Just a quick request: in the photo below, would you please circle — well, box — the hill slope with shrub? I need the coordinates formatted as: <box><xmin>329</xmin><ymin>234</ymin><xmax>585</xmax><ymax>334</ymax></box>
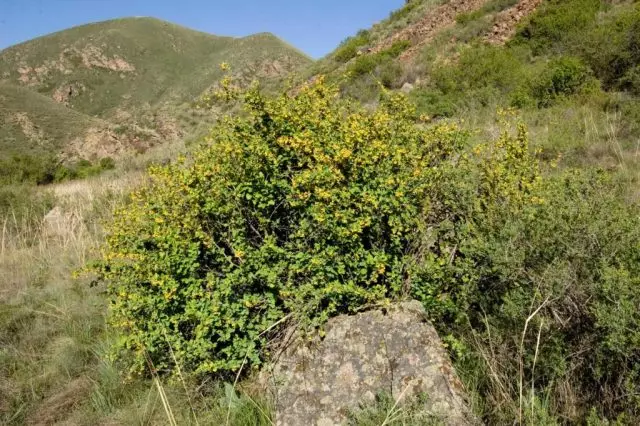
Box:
<box><xmin>300</xmin><ymin>0</ymin><xmax>640</xmax><ymax>422</ymax></box>
<box><xmin>2</xmin><ymin>1</ymin><xmax>640</xmax><ymax>425</ymax></box>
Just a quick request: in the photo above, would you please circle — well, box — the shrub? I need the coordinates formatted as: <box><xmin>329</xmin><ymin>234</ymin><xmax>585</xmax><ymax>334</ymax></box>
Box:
<box><xmin>334</xmin><ymin>30</ymin><xmax>371</xmax><ymax>63</ymax></box>
<box><xmin>621</xmin><ymin>65</ymin><xmax>640</xmax><ymax>95</ymax></box>
<box><xmin>384</xmin><ymin>40</ymin><xmax>411</xmax><ymax>58</ymax></box>
<box><xmin>514</xmin><ymin>0</ymin><xmax>601</xmax><ymax>54</ymax></box>
<box><xmin>344</xmin><ymin>41</ymin><xmax>412</xmax><ymax>93</ymax></box>
<box><xmin>531</xmin><ymin>56</ymin><xmax>593</xmax><ymax>107</ymax></box>
<box><xmin>378</xmin><ymin>60</ymin><xmax>404</xmax><ymax>89</ymax></box>
<box><xmin>347</xmin><ymin>41</ymin><xmax>411</xmax><ymax>79</ymax></box>
<box><xmin>581</xmin><ymin>4</ymin><xmax>640</xmax><ymax>93</ymax></box>
<box><xmin>52</xmin><ymin>157</ymin><xmax>116</xmax><ymax>182</ymax></box>
<box><xmin>452</xmin><ymin>169</ymin><xmax>640</xmax><ymax>421</ymax></box>
<box><xmin>431</xmin><ymin>45</ymin><xmax>527</xmax><ymax>104</ymax></box>
<box><xmin>94</xmin><ymin>76</ymin><xmax>640</xmax><ymax>422</ymax></box>
<box><xmin>0</xmin><ymin>154</ymin><xmax>58</xmax><ymax>185</ymax></box>
<box><xmin>455</xmin><ymin>10</ymin><xmax>483</xmax><ymax>25</ymax></box>
<box><xmin>94</xmin><ymin>78</ymin><xmax>471</xmax><ymax>377</ymax></box>
<box><xmin>409</xmin><ymin>89</ymin><xmax>457</xmax><ymax>118</ymax></box>
<box><xmin>348</xmin><ymin>54</ymin><xmax>381</xmax><ymax>76</ymax></box>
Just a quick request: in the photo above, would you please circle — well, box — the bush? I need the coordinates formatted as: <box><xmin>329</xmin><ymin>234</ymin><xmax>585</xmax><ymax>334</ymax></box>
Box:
<box><xmin>94</xmin><ymin>78</ymin><xmax>471</xmax><ymax>377</ymax></box>
<box><xmin>0</xmin><ymin>154</ymin><xmax>58</xmax><ymax>185</ymax></box>
<box><xmin>514</xmin><ymin>0</ymin><xmax>601</xmax><ymax>54</ymax></box>
<box><xmin>53</xmin><ymin>157</ymin><xmax>116</xmax><ymax>182</ymax></box>
<box><xmin>581</xmin><ymin>4</ymin><xmax>640</xmax><ymax>93</ymax></box>
<box><xmin>430</xmin><ymin>44</ymin><xmax>527</xmax><ymax>108</ymax></box>
<box><xmin>344</xmin><ymin>41</ymin><xmax>412</xmax><ymax>93</ymax></box>
<box><xmin>378</xmin><ymin>61</ymin><xmax>404</xmax><ymax>89</ymax></box>
<box><xmin>384</xmin><ymin>40</ymin><xmax>411</xmax><ymax>58</ymax></box>
<box><xmin>347</xmin><ymin>41</ymin><xmax>411</xmax><ymax>79</ymax></box>
<box><xmin>451</xmin><ymin>169</ymin><xmax>640</xmax><ymax>422</ymax></box>
<box><xmin>333</xmin><ymin>30</ymin><xmax>370</xmax><ymax>63</ymax></box>
<box><xmin>95</xmin><ymin>77</ymin><xmax>640</xmax><ymax>422</ymax></box>
<box><xmin>409</xmin><ymin>89</ymin><xmax>457</xmax><ymax>118</ymax></box>
<box><xmin>531</xmin><ymin>56</ymin><xmax>593</xmax><ymax>107</ymax></box>
<box><xmin>348</xmin><ymin>54</ymin><xmax>381</xmax><ymax>76</ymax></box>
<box><xmin>0</xmin><ymin>153</ymin><xmax>116</xmax><ymax>185</ymax></box>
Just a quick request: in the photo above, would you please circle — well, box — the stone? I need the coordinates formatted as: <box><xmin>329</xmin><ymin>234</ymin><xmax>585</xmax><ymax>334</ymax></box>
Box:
<box><xmin>261</xmin><ymin>301</ymin><xmax>476</xmax><ymax>426</ymax></box>
<box><xmin>401</xmin><ymin>82</ymin><xmax>415</xmax><ymax>93</ymax></box>
<box><xmin>43</xmin><ymin>206</ymin><xmax>65</xmax><ymax>237</ymax></box>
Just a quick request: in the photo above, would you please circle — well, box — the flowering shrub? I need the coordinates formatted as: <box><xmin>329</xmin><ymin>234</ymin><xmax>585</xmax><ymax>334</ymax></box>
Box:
<box><xmin>94</xmin><ymin>77</ymin><xmax>546</xmax><ymax>378</ymax></box>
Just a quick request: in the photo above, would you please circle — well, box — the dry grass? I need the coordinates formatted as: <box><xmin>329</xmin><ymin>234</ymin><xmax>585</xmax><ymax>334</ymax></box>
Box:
<box><xmin>0</xmin><ymin>173</ymin><xmax>131</xmax><ymax>424</ymax></box>
<box><xmin>0</xmin><ymin>171</ymin><xmax>274</xmax><ymax>425</ymax></box>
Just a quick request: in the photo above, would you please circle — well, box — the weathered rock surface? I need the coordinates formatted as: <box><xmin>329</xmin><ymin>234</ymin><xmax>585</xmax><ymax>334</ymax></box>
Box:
<box><xmin>261</xmin><ymin>301</ymin><xmax>476</xmax><ymax>426</ymax></box>
<box><xmin>401</xmin><ymin>82</ymin><xmax>415</xmax><ymax>93</ymax></box>
<box><xmin>485</xmin><ymin>0</ymin><xmax>544</xmax><ymax>45</ymax></box>
<box><xmin>371</xmin><ymin>0</ymin><xmax>490</xmax><ymax>62</ymax></box>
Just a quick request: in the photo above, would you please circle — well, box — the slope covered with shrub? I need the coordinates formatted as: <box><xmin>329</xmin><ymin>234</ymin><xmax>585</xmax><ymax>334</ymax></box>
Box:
<box><xmin>92</xmin><ymin>72</ymin><xmax>640</xmax><ymax>423</ymax></box>
<box><xmin>2</xmin><ymin>1</ymin><xmax>640</xmax><ymax>424</ymax></box>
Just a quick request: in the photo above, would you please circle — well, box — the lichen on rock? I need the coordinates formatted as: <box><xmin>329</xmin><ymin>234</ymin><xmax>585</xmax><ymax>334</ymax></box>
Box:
<box><xmin>260</xmin><ymin>301</ymin><xmax>477</xmax><ymax>426</ymax></box>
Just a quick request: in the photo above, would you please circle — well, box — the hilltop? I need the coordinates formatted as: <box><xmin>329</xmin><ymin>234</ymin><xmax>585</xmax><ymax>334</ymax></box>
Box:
<box><xmin>0</xmin><ymin>17</ymin><xmax>312</xmax><ymax>182</ymax></box>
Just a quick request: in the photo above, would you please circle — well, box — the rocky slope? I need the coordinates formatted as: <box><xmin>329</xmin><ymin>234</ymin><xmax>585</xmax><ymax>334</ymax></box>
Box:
<box><xmin>0</xmin><ymin>18</ymin><xmax>312</xmax><ymax>166</ymax></box>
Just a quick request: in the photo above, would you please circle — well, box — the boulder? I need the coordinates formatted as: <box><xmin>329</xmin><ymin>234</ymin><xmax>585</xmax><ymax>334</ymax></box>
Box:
<box><xmin>43</xmin><ymin>206</ymin><xmax>66</xmax><ymax>237</ymax></box>
<box><xmin>261</xmin><ymin>301</ymin><xmax>476</xmax><ymax>425</ymax></box>
<box><xmin>401</xmin><ymin>82</ymin><xmax>415</xmax><ymax>93</ymax></box>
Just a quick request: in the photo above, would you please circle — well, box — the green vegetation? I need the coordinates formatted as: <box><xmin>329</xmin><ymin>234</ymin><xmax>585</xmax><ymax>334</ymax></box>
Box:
<box><xmin>2</xmin><ymin>0</ymin><xmax>640</xmax><ymax>424</ymax></box>
<box><xmin>334</xmin><ymin>30</ymin><xmax>371</xmax><ymax>63</ymax></box>
<box><xmin>0</xmin><ymin>81</ymin><xmax>105</xmax><ymax>182</ymax></box>
<box><xmin>388</xmin><ymin>0</ymin><xmax>423</xmax><ymax>24</ymax></box>
<box><xmin>0</xmin><ymin>154</ymin><xmax>116</xmax><ymax>186</ymax></box>
<box><xmin>302</xmin><ymin>0</ymin><xmax>444</xmax><ymax>81</ymax></box>
<box><xmin>0</xmin><ymin>176</ymin><xmax>274</xmax><ymax>425</ymax></box>
<box><xmin>452</xmin><ymin>167</ymin><xmax>640</xmax><ymax>423</ymax></box>
<box><xmin>95</xmin><ymin>74</ymin><xmax>640</xmax><ymax>422</ymax></box>
<box><xmin>345</xmin><ymin>40</ymin><xmax>410</xmax><ymax>91</ymax></box>
<box><xmin>514</xmin><ymin>0</ymin><xmax>602</xmax><ymax>55</ymax></box>
<box><xmin>347</xmin><ymin>392</ymin><xmax>443</xmax><ymax>425</ymax></box>
<box><xmin>413</xmin><ymin>0</ymin><xmax>640</xmax><ymax>115</ymax></box>
<box><xmin>94</xmin><ymin>79</ymin><xmax>468</xmax><ymax>376</ymax></box>
<box><xmin>0</xmin><ymin>18</ymin><xmax>311</xmax><ymax>118</ymax></box>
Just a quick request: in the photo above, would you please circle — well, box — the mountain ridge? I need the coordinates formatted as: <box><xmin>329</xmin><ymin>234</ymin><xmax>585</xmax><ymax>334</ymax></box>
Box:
<box><xmin>0</xmin><ymin>17</ymin><xmax>312</xmax><ymax>179</ymax></box>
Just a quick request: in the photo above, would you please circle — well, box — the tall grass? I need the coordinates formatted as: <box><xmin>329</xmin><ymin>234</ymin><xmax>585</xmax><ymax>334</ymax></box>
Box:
<box><xmin>0</xmin><ymin>172</ymin><xmax>274</xmax><ymax>424</ymax></box>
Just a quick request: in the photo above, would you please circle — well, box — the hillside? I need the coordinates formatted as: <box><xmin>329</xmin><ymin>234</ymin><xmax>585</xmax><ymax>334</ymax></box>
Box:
<box><xmin>0</xmin><ymin>17</ymin><xmax>312</xmax><ymax>180</ymax></box>
<box><xmin>0</xmin><ymin>80</ymin><xmax>104</xmax><ymax>157</ymax></box>
<box><xmin>2</xmin><ymin>2</ymin><xmax>640</xmax><ymax>425</ymax></box>
<box><xmin>309</xmin><ymin>0</ymin><xmax>640</xmax><ymax>168</ymax></box>
<box><xmin>299</xmin><ymin>0</ymin><xmax>640</xmax><ymax>422</ymax></box>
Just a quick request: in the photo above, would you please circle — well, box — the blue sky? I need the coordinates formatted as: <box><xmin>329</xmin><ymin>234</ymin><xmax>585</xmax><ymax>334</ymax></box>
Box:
<box><xmin>0</xmin><ymin>0</ymin><xmax>405</xmax><ymax>58</ymax></box>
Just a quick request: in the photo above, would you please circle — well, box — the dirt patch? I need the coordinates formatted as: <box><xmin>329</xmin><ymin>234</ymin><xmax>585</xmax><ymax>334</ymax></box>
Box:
<box><xmin>25</xmin><ymin>377</ymin><xmax>92</xmax><ymax>426</ymax></box>
<box><xmin>18</xmin><ymin>66</ymin><xmax>36</xmax><ymax>84</ymax></box>
<box><xmin>65</xmin><ymin>123</ymin><xmax>160</xmax><ymax>161</ymax></box>
<box><xmin>485</xmin><ymin>0</ymin><xmax>543</xmax><ymax>44</ymax></box>
<box><xmin>371</xmin><ymin>0</ymin><xmax>490</xmax><ymax>62</ymax></box>
<box><xmin>66</xmin><ymin>127</ymin><xmax>127</xmax><ymax>160</ymax></box>
<box><xmin>52</xmin><ymin>82</ymin><xmax>86</xmax><ymax>105</ymax></box>
<box><xmin>152</xmin><ymin>112</ymin><xmax>183</xmax><ymax>140</ymax></box>
<box><xmin>15</xmin><ymin>44</ymin><xmax>135</xmax><ymax>88</ymax></box>
<box><xmin>11</xmin><ymin>112</ymin><xmax>44</xmax><ymax>143</ymax></box>
<box><xmin>78</xmin><ymin>45</ymin><xmax>136</xmax><ymax>72</ymax></box>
